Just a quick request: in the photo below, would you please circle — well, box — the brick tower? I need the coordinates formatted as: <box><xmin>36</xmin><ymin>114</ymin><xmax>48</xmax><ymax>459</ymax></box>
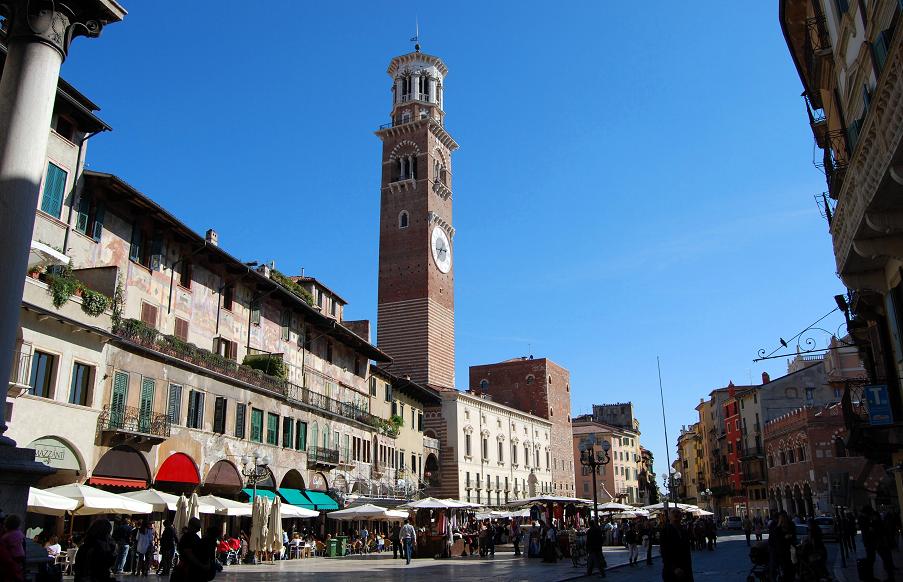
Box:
<box><xmin>375</xmin><ymin>46</ymin><xmax>458</xmax><ymax>389</ymax></box>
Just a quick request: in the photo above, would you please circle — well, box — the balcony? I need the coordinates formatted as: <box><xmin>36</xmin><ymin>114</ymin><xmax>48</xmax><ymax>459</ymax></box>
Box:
<box><xmin>8</xmin><ymin>352</ymin><xmax>31</xmax><ymax>397</ymax></box>
<box><xmin>423</xmin><ymin>436</ymin><xmax>440</xmax><ymax>450</ymax></box>
<box><xmin>804</xmin><ymin>15</ymin><xmax>833</xmax><ymax>90</ymax></box>
<box><xmin>113</xmin><ymin>318</ymin><xmax>384</xmax><ymax>432</ymax></box>
<box><xmin>307</xmin><ymin>446</ymin><xmax>339</xmax><ymax>469</ymax></box>
<box><xmin>97</xmin><ymin>404</ymin><xmax>170</xmax><ymax>445</ymax></box>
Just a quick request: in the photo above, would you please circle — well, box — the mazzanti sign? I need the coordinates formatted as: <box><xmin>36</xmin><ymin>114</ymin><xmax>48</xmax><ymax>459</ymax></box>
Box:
<box><xmin>27</xmin><ymin>437</ymin><xmax>81</xmax><ymax>471</ymax></box>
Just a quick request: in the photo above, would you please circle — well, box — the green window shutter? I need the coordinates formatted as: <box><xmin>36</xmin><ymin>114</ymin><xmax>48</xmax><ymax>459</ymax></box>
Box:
<box><xmin>310</xmin><ymin>423</ymin><xmax>318</xmax><ymax>450</ymax></box>
<box><xmin>296</xmin><ymin>420</ymin><xmax>307</xmax><ymax>451</ymax></box>
<box><xmin>75</xmin><ymin>194</ymin><xmax>90</xmax><ymax>233</ymax></box>
<box><xmin>167</xmin><ymin>384</ymin><xmax>182</xmax><ymax>425</ymax></box>
<box><xmin>251</xmin><ymin>409</ymin><xmax>263</xmax><ymax>443</ymax></box>
<box><xmin>139</xmin><ymin>377</ymin><xmax>155</xmax><ymax>432</ymax></box>
<box><xmin>111</xmin><ymin>371</ymin><xmax>129</xmax><ymax>428</ymax></box>
<box><xmin>40</xmin><ymin>163</ymin><xmax>67</xmax><ymax>218</ymax></box>
<box><xmin>235</xmin><ymin>404</ymin><xmax>246</xmax><ymax>439</ymax></box>
<box><xmin>283</xmin><ymin>419</ymin><xmax>293</xmax><ymax>448</ymax></box>
<box><xmin>267</xmin><ymin>413</ymin><xmax>279</xmax><ymax>445</ymax></box>
<box><xmin>92</xmin><ymin>203</ymin><xmax>105</xmax><ymax>241</ymax></box>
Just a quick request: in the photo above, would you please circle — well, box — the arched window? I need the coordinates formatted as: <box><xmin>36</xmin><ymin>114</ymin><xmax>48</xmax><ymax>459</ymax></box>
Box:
<box><xmin>479</xmin><ymin>379</ymin><xmax>489</xmax><ymax>390</ymax></box>
<box><xmin>322</xmin><ymin>424</ymin><xmax>330</xmax><ymax>449</ymax></box>
<box><xmin>526</xmin><ymin>375</ymin><xmax>534</xmax><ymax>385</ymax></box>
<box><xmin>398</xmin><ymin>211</ymin><xmax>409</xmax><ymax>229</ymax></box>
<box><xmin>310</xmin><ymin>423</ymin><xmax>318</xmax><ymax>449</ymax></box>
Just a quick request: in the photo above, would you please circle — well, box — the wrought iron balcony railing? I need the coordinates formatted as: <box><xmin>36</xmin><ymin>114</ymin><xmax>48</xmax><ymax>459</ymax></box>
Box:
<box><xmin>307</xmin><ymin>446</ymin><xmax>339</xmax><ymax>466</ymax></box>
<box><xmin>98</xmin><ymin>404</ymin><xmax>171</xmax><ymax>438</ymax></box>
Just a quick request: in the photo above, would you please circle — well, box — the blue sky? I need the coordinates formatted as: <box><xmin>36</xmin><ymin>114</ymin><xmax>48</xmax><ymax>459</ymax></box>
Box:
<box><xmin>62</xmin><ymin>1</ymin><xmax>846</xmax><ymax>483</ymax></box>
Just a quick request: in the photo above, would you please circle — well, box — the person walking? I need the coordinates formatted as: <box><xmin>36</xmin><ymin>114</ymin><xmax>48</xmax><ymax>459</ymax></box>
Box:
<box><xmin>643</xmin><ymin>520</ymin><xmax>654</xmax><ymax>566</ymax></box>
<box><xmin>158</xmin><ymin>520</ymin><xmax>176</xmax><ymax>576</ymax></box>
<box><xmin>72</xmin><ymin>519</ymin><xmax>118</xmax><ymax>582</ymax></box>
<box><xmin>742</xmin><ymin>516</ymin><xmax>753</xmax><ymax>546</ymax></box>
<box><xmin>586</xmin><ymin>519</ymin><xmax>607</xmax><ymax>577</ymax></box>
<box><xmin>511</xmin><ymin>521</ymin><xmax>521</xmax><ymax>556</ymax></box>
<box><xmin>400</xmin><ymin>519</ymin><xmax>416</xmax><ymax>565</ymax></box>
<box><xmin>0</xmin><ymin>514</ymin><xmax>26</xmax><ymax>582</ymax></box>
<box><xmin>660</xmin><ymin>510</ymin><xmax>693</xmax><ymax>582</ymax></box>
<box><xmin>625</xmin><ymin>523</ymin><xmax>639</xmax><ymax>566</ymax></box>
<box><xmin>488</xmin><ymin>521</ymin><xmax>496</xmax><ymax>557</ymax></box>
<box><xmin>170</xmin><ymin>518</ymin><xmax>207</xmax><ymax>582</ymax></box>
<box><xmin>861</xmin><ymin>505</ymin><xmax>896</xmax><ymax>581</ymax></box>
<box><xmin>134</xmin><ymin>520</ymin><xmax>156</xmax><ymax>576</ymax></box>
<box><xmin>390</xmin><ymin>523</ymin><xmax>401</xmax><ymax>559</ymax></box>
<box><xmin>753</xmin><ymin>516</ymin><xmax>764</xmax><ymax>542</ymax></box>
<box><xmin>541</xmin><ymin>522</ymin><xmax>558</xmax><ymax>563</ymax></box>
<box><xmin>113</xmin><ymin>517</ymin><xmax>133</xmax><ymax>574</ymax></box>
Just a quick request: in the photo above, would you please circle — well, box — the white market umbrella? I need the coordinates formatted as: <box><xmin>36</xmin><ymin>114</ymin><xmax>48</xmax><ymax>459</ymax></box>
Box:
<box><xmin>507</xmin><ymin>494</ymin><xmax>592</xmax><ymax>507</ymax></box>
<box><xmin>197</xmin><ymin>494</ymin><xmax>253</xmax><ymax>517</ymax></box>
<box><xmin>385</xmin><ymin>509</ymin><xmax>409</xmax><ymax>521</ymax></box>
<box><xmin>280</xmin><ymin>503</ymin><xmax>319</xmax><ymax>519</ymax></box>
<box><xmin>401</xmin><ymin>497</ymin><xmax>463</xmax><ymax>509</ymax></box>
<box><xmin>27</xmin><ymin>487</ymin><xmax>78</xmax><ymax>516</ymax></box>
<box><xmin>692</xmin><ymin>509</ymin><xmax>715</xmax><ymax>516</ymax></box>
<box><xmin>173</xmin><ymin>495</ymin><xmax>189</xmax><ymax>532</ymax></box>
<box><xmin>268</xmin><ymin>497</ymin><xmax>283</xmax><ymax>555</ymax></box>
<box><xmin>328</xmin><ymin>503</ymin><xmax>394</xmax><ymax>520</ymax></box>
<box><xmin>122</xmin><ymin>489</ymin><xmax>180</xmax><ymax>512</ymax></box>
<box><xmin>596</xmin><ymin>501</ymin><xmax>634</xmax><ymax>512</ymax></box>
<box><xmin>43</xmin><ymin>484</ymin><xmax>154</xmax><ymax>516</ymax></box>
<box><xmin>641</xmin><ymin>502</ymin><xmax>699</xmax><ymax>513</ymax></box>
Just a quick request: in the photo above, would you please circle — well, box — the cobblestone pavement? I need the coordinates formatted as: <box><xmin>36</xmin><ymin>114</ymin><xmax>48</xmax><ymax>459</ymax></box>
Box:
<box><xmin>202</xmin><ymin>543</ymin><xmax>659</xmax><ymax>582</ymax></box>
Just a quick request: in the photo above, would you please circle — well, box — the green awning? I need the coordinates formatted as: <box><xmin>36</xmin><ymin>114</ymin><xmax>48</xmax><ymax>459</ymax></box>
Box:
<box><xmin>242</xmin><ymin>488</ymin><xmax>277</xmax><ymax>501</ymax></box>
<box><xmin>304</xmin><ymin>490</ymin><xmax>338</xmax><ymax>510</ymax></box>
<box><xmin>277</xmin><ymin>488</ymin><xmax>315</xmax><ymax>510</ymax></box>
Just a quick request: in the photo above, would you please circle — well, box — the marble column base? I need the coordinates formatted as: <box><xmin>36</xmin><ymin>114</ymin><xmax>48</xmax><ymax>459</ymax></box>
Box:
<box><xmin>0</xmin><ymin>445</ymin><xmax>54</xmax><ymax>519</ymax></box>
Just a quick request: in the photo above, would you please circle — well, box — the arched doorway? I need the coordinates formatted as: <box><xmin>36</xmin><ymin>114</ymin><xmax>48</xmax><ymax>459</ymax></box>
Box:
<box><xmin>280</xmin><ymin>469</ymin><xmax>306</xmax><ymax>490</ymax></box>
<box><xmin>203</xmin><ymin>460</ymin><xmax>243</xmax><ymax>495</ymax></box>
<box><xmin>792</xmin><ymin>484</ymin><xmax>804</xmax><ymax>518</ymax></box>
<box><xmin>90</xmin><ymin>445</ymin><xmax>150</xmax><ymax>489</ymax></box>
<box><xmin>803</xmin><ymin>483</ymin><xmax>815</xmax><ymax>517</ymax></box>
<box><xmin>783</xmin><ymin>485</ymin><xmax>793</xmax><ymax>516</ymax></box>
<box><xmin>423</xmin><ymin>453</ymin><xmax>440</xmax><ymax>492</ymax></box>
<box><xmin>310</xmin><ymin>471</ymin><xmax>328</xmax><ymax>492</ymax></box>
<box><xmin>155</xmin><ymin>452</ymin><xmax>200</xmax><ymax>493</ymax></box>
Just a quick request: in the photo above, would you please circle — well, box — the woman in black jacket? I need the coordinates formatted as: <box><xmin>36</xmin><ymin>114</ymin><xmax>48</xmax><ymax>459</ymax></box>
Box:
<box><xmin>73</xmin><ymin>519</ymin><xmax>117</xmax><ymax>582</ymax></box>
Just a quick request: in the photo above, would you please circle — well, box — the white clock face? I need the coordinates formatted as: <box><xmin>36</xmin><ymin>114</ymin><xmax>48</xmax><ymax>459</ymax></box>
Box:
<box><xmin>431</xmin><ymin>227</ymin><xmax>452</xmax><ymax>273</ymax></box>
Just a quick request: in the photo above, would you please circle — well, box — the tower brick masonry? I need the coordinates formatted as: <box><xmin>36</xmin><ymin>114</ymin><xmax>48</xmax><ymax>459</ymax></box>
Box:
<box><xmin>469</xmin><ymin>357</ymin><xmax>576</xmax><ymax>495</ymax></box>
<box><xmin>375</xmin><ymin>48</ymin><xmax>458</xmax><ymax>389</ymax></box>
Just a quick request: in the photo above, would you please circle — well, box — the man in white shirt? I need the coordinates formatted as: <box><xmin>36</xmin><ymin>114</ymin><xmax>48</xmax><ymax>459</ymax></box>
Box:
<box><xmin>400</xmin><ymin>519</ymin><xmax>416</xmax><ymax>565</ymax></box>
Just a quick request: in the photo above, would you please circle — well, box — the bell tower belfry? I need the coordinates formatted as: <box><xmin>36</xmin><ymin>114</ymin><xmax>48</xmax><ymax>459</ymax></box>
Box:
<box><xmin>375</xmin><ymin>47</ymin><xmax>458</xmax><ymax>389</ymax></box>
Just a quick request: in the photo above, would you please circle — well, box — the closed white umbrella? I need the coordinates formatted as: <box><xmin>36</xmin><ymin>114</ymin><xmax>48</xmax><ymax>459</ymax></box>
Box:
<box><xmin>268</xmin><ymin>497</ymin><xmax>283</xmax><ymax>555</ymax></box>
<box><xmin>188</xmin><ymin>492</ymin><xmax>200</xmax><ymax>521</ymax></box>
<box><xmin>27</xmin><ymin>487</ymin><xmax>78</xmax><ymax>516</ymax></box>
<box><xmin>43</xmin><ymin>484</ymin><xmax>153</xmax><ymax>516</ymax></box>
<box><xmin>122</xmin><ymin>489</ymin><xmax>180</xmax><ymax>512</ymax></box>
<box><xmin>173</xmin><ymin>495</ymin><xmax>189</xmax><ymax>532</ymax></box>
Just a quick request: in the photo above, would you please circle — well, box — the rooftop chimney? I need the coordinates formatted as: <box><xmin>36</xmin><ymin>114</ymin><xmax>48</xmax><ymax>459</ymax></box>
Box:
<box><xmin>205</xmin><ymin>229</ymin><xmax>218</xmax><ymax>246</ymax></box>
<box><xmin>762</xmin><ymin>372</ymin><xmax>770</xmax><ymax>384</ymax></box>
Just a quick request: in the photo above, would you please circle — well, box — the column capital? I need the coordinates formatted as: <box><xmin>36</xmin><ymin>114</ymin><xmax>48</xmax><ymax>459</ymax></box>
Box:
<box><xmin>0</xmin><ymin>0</ymin><xmax>126</xmax><ymax>59</ymax></box>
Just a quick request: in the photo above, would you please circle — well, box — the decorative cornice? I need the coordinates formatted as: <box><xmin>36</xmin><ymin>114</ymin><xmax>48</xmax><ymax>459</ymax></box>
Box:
<box><xmin>0</xmin><ymin>0</ymin><xmax>125</xmax><ymax>60</ymax></box>
<box><xmin>432</xmin><ymin>179</ymin><xmax>452</xmax><ymax>201</ymax></box>
<box><xmin>427</xmin><ymin>211</ymin><xmax>455</xmax><ymax>238</ymax></box>
<box><xmin>387</xmin><ymin>51</ymin><xmax>449</xmax><ymax>77</ymax></box>
<box><xmin>386</xmin><ymin>178</ymin><xmax>417</xmax><ymax>194</ymax></box>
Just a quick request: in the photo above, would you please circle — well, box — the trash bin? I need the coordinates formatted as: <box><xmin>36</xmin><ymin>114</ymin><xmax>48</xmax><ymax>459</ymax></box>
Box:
<box><xmin>337</xmin><ymin>535</ymin><xmax>348</xmax><ymax>556</ymax></box>
<box><xmin>327</xmin><ymin>538</ymin><xmax>338</xmax><ymax>557</ymax></box>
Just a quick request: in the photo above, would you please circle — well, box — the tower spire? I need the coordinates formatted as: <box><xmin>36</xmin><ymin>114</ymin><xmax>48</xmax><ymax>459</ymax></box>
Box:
<box><xmin>411</xmin><ymin>18</ymin><xmax>420</xmax><ymax>52</ymax></box>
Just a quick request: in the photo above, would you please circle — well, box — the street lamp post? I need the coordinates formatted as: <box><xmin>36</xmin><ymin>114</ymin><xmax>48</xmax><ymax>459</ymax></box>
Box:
<box><xmin>670</xmin><ymin>471</ymin><xmax>682</xmax><ymax>503</ymax></box>
<box><xmin>700</xmin><ymin>488</ymin><xmax>713</xmax><ymax>511</ymax></box>
<box><xmin>579</xmin><ymin>440</ymin><xmax>611</xmax><ymax>520</ymax></box>
<box><xmin>241</xmin><ymin>452</ymin><xmax>271</xmax><ymax>502</ymax></box>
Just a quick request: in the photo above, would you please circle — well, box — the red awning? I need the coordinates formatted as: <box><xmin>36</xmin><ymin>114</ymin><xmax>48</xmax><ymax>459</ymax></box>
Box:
<box><xmin>155</xmin><ymin>452</ymin><xmax>200</xmax><ymax>485</ymax></box>
<box><xmin>88</xmin><ymin>476</ymin><xmax>146</xmax><ymax>489</ymax></box>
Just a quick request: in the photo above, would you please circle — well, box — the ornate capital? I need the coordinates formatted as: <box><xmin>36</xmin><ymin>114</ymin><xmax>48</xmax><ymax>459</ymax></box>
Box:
<box><xmin>0</xmin><ymin>0</ymin><xmax>125</xmax><ymax>59</ymax></box>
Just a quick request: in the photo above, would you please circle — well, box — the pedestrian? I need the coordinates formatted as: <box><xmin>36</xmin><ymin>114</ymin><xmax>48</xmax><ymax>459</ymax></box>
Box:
<box><xmin>767</xmin><ymin>511</ymin><xmax>794</xmax><ymax>582</ymax></box>
<box><xmin>360</xmin><ymin>526</ymin><xmax>369</xmax><ymax>554</ymax></box>
<box><xmin>586</xmin><ymin>519</ymin><xmax>607</xmax><ymax>577</ymax></box>
<box><xmin>643</xmin><ymin>520</ymin><xmax>654</xmax><ymax>565</ymax></box>
<box><xmin>660</xmin><ymin>509</ymin><xmax>693</xmax><ymax>582</ymax></box>
<box><xmin>753</xmin><ymin>516</ymin><xmax>764</xmax><ymax>542</ymax></box>
<box><xmin>390</xmin><ymin>523</ymin><xmax>401</xmax><ymax>559</ymax></box>
<box><xmin>541</xmin><ymin>522</ymin><xmax>558</xmax><ymax>563</ymax></box>
<box><xmin>170</xmin><ymin>518</ymin><xmax>208</xmax><ymax>582</ymax></box>
<box><xmin>488</xmin><ymin>521</ymin><xmax>496</xmax><ymax>557</ymax></box>
<box><xmin>742</xmin><ymin>516</ymin><xmax>752</xmax><ymax>546</ymax></box>
<box><xmin>860</xmin><ymin>505</ymin><xmax>896</xmax><ymax>581</ymax></box>
<box><xmin>400</xmin><ymin>519</ymin><xmax>416</xmax><ymax>565</ymax></box>
<box><xmin>511</xmin><ymin>521</ymin><xmax>521</xmax><ymax>556</ymax></box>
<box><xmin>135</xmin><ymin>519</ymin><xmax>155</xmax><ymax>576</ymax></box>
<box><xmin>844</xmin><ymin>511</ymin><xmax>858</xmax><ymax>552</ymax></box>
<box><xmin>72</xmin><ymin>519</ymin><xmax>117</xmax><ymax>582</ymax></box>
<box><xmin>158</xmin><ymin>520</ymin><xmax>176</xmax><ymax>576</ymax></box>
<box><xmin>0</xmin><ymin>514</ymin><xmax>26</xmax><ymax>582</ymax></box>
<box><xmin>112</xmin><ymin>517</ymin><xmax>133</xmax><ymax>574</ymax></box>
<box><xmin>705</xmin><ymin>518</ymin><xmax>716</xmax><ymax>550</ymax></box>
<box><xmin>625</xmin><ymin>523</ymin><xmax>639</xmax><ymax>566</ymax></box>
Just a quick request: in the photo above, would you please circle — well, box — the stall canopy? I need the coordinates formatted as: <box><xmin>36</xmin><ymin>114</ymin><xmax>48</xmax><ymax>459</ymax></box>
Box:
<box><xmin>204</xmin><ymin>460</ymin><xmax>243</xmax><ymax>493</ymax></box>
<box><xmin>242</xmin><ymin>488</ymin><xmax>278</xmax><ymax>502</ymax></box>
<box><xmin>304</xmin><ymin>490</ymin><xmax>338</xmax><ymax>510</ymax></box>
<box><xmin>278</xmin><ymin>488</ymin><xmax>315</xmax><ymax>509</ymax></box>
<box><xmin>401</xmin><ymin>497</ymin><xmax>464</xmax><ymax>509</ymax></box>
<box><xmin>328</xmin><ymin>503</ymin><xmax>394</xmax><ymax>520</ymax></box>
<box><xmin>27</xmin><ymin>487</ymin><xmax>78</xmax><ymax>516</ymax></box>
<box><xmin>44</xmin><ymin>484</ymin><xmax>154</xmax><ymax>515</ymax></box>
<box><xmin>90</xmin><ymin>445</ymin><xmax>151</xmax><ymax>489</ymax></box>
<box><xmin>155</xmin><ymin>453</ymin><xmax>200</xmax><ymax>486</ymax></box>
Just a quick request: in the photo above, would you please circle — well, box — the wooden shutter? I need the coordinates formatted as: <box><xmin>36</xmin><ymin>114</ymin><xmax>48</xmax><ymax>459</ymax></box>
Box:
<box><xmin>186</xmin><ymin>391</ymin><xmax>197</xmax><ymax>428</ymax></box>
<box><xmin>195</xmin><ymin>392</ymin><xmax>205</xmax><ymax>429</ymax></box>
<box><xmin>167</xmin><ymin>384</ymin><xmax>181</xmax><ymax>425</ymax></box>
<box><xmin>75</xmin><ymin>194</ymin><xmax>90</xmax><ymax>233</ymax></box>
<box><xmin>213</xmin><ymin>397</ymin><xmax>226</xmax><ymax>434</ymax></box>
<box><xmin>140</xmin><ymin>303</ymin><xmax>158</xmax><ymax>328</ymax></box>
<box><xmin>129</xmin><ymin>225</ymin><xmax>142</xmax><ymax>262</ymax></box>
<box><xmin>111</xmin><ymin>371</ymin><xmax>129</xmax><ymax>428</ymax></box>
<box><xmin>174</xmin><ymin>318</ymin><xmax>188</xmax><ymax>342</ymax></box>
<box><xmin>139</xmin><ymin>377</ymin><xmax>155</xmax><ymax>432</ymax></box>
<box><xmin>251</xmin><ymin>408</ymin><xmax>262</xmax><ymax>442</ymax></box>
<box><xmin>40</xmin><ymin>163</ymin><xmax>67</xmax><ymax>217</ymax></box>
<box><xmin>235</xmin><ymin>404</ymin><xmax>246</xmax><ymax>439</ymax></box>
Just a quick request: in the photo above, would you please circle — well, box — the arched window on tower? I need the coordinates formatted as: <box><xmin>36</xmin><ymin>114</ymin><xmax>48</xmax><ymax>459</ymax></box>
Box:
<box><xmin>479</xmin><ymin>379</ymin><xmax>489</xmax><ymax>391</ymax></box>
<box><xmin>398</xmin><ymin>211</ymin><xmax>409</xmax><ymax>229</ymax></box>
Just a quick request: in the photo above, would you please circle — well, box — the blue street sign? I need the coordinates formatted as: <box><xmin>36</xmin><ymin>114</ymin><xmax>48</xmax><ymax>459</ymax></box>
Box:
<box><xmin>864</xmin><ymin>384</ymin><xmax>894</xmax><ymax>426</ymax></box>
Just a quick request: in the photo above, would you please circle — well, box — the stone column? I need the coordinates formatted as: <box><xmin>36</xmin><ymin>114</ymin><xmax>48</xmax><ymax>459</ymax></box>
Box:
<box><xmin>411</xmin><ymin>72</ymin><xmax>420</xmax><ymax>100</ymax></box>
<box><xmin>394</xmin><ymin>76</ymin><xmax>403</xmax><ymax>104</ymax></box>
<box><xmin>428</xmin><ymin>76</ymin><xmax>436</xmax><ymax>103</ymax></box>
<box><xmin>0</xmin><ymin>0</ymin><xmax>125</xmax><ymax>518</ymax></box>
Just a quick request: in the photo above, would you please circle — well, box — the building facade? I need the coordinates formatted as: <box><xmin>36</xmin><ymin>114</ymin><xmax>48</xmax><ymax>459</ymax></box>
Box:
<box><xmin>422</xmin><ymin>388</ymin><xmax>552</xmax><ymax>505</ymax></box>
<box><xmin>572</xmin><ymin>419</ymin><xmax>643</xmax><ymax>504</ymax></box>
<box><xmin>779</xmin><ymin>0</ymin><xmax>903</xmax><ymax>511</ymax></box>
<box><xmin>469</xmin><ymin>357</ymin><xmax>575</xmax><ymax>494</ymax></box>
<box><xmin>675</xmin><ymin>424</ymin><xmax>704</xmax><ymax>506</ymax></box>
<box><xmin>7</xmin><ymin>49</ymin><xmax>439</xmax><ymax>515</ymax></box>
<box><xmin>375</xmin><ymin>48</ymin><xmax>457</xmax><ymax>389</ymax></box>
